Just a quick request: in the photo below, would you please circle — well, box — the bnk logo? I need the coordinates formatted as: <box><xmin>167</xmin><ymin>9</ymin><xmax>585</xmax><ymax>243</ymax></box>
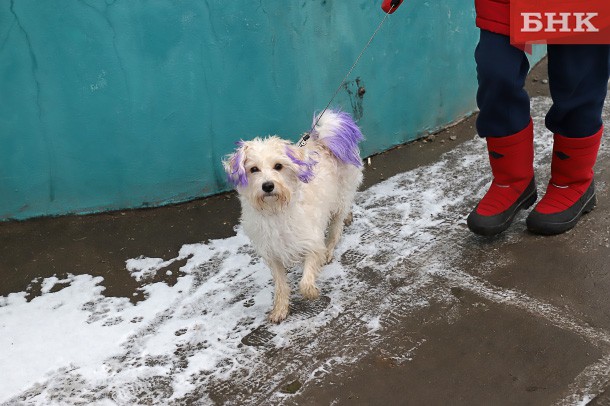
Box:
<box><xmin>511</xmin><ymin>0</ymin><xmax>610</xmax><ymax>44</ymax></box>
<box><xmin>521</xmin><ymin>13</ymin><xmax>599</xmax><ymax>33</ymax></box>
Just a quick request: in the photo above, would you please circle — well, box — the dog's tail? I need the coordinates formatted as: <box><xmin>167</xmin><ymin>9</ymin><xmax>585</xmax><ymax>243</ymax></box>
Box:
<box><xmin>311</xmin><ymin>110</ymin><xmax>363</xmax><ymax>167</ymax></box>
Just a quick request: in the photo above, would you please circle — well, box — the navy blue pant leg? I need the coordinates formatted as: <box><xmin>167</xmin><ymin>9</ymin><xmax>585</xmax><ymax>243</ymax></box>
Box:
<box><xmin>475</xmin><ymin>30</ymin><xmax>531</xmax><ymax>138</ymax></box>
<box><xmin>545</xmin><ymin>44</ymin><xmax>610</xmax><ymax>138</ymax></box>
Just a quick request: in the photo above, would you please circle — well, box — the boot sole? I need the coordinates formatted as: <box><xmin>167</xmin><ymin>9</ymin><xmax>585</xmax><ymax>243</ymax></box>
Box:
<box><xmin>467</xmin><ymin>179</ymin><xmax>538</xmax><ymax>237</ymax></box>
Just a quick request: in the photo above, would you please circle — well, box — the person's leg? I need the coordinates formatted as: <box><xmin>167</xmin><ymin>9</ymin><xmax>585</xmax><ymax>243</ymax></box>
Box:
<box><xmin>467</xmin><ymin>30</ymin><xmax>537</xmax><ymax>236</ymax></box>
<box><xmin>527</xmin><ymin>44</ymin><xmax>610</xmax><ymax>235</ymax></box>
<box><xmin>545</xmin><ymin>45</ymin><xmax>609</xmax><ymax>138</ymax></box>
<box><xmin>475</xmin><ymin>31</ymin><xmax>531</xmax><ymax>137</ymax></box>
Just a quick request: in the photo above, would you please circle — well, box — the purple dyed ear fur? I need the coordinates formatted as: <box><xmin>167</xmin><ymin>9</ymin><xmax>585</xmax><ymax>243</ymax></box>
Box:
<box><xmin>285</xmin><ymin>147</ymin><xmax>317</xmax><ymax>183</ymax></box>
<box><xmin>224</xmin><ymin>141</ymin><xmax>248</xmax><ymax>187</ymax></box>
<box><xmin>313</xmin><ymin>110</ymin><xmax>363</xmax><ymax>167</ymax></box>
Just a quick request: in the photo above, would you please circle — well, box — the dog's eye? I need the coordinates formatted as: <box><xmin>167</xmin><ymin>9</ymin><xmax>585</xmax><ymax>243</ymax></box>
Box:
<box><xmin>250</xmin><ymin>166</ymin><xmax>260</xmax><ymax>173</ymax></box>
<box><xmin>274</xmin><ymin>163</ymin><xmax>283</xmax><ymax>171</ymax></box>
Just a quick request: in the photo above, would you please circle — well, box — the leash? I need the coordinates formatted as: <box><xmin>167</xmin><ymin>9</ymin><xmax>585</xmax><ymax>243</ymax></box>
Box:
<box><xmin>297</xmin><ymin>1</ymin><xmax>401</xmax><ymax>147</ymax></box>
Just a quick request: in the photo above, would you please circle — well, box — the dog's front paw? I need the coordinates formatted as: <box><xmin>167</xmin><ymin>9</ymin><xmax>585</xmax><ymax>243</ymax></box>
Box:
<box><xmin>299</xmin><ymin>281</ymin><xmax>320</xmax><ymax>300</ymax></box>
<box><xmin>268</xmin><ymin>305</ymin><xmax>289</xmax><ymax>323</ymax></box>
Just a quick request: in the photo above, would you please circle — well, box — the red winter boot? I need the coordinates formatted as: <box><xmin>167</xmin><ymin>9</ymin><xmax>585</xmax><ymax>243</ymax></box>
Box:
<box><xmin>467</xmin><ymin>119</ymin><xmax>537</xmax><ymax>236</ymax></box>
<box><xmin>526</xmin><ymin>128</ymin><xmax>603</xmax><ymax>235</ymax></box>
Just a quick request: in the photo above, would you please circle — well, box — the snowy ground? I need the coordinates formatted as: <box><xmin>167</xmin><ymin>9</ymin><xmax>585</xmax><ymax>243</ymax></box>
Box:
<box><xmin>1</xmin><ymin>97</ymin><xmax>610</xmax><ymax>405</ymax></box>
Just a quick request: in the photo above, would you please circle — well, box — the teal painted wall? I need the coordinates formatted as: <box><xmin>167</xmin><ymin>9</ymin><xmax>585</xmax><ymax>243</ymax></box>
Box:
<box><xmin>0</xmin><ymin>1</ymin><xmax>544</xmax><ymax>220</ymax></box>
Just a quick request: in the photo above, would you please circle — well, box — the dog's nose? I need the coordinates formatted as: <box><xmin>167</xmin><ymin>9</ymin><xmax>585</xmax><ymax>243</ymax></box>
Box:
<box><xmin>262</xmin><ymin>181</ymin><xmax>275</xmax><ymax>193</ymax></box>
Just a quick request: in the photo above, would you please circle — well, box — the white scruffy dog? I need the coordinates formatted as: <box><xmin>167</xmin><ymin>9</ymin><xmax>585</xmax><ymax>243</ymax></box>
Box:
<box><xmin>223</xmin><ymin>110</ymin><xmax>364</xmax><ymax>323</ymax></box>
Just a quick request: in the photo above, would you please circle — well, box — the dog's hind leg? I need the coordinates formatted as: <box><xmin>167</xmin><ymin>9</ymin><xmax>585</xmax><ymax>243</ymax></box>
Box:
<box><xmin>299</xmin><ymin>249</ymin><xmax>325</xmax><ymax>300</ymax></box>
<box><xmin>324</xmin><ymin>209</ymin><xmax>350</xmax><ymax>264</ymax></box>
<box><xmin>268</xmin><ymin>259</ymin><xmax>291</xmax><ymax>323</ymax></box>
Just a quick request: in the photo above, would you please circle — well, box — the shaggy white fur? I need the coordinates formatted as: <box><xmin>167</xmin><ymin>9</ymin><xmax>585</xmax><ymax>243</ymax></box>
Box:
<box><xmin>223</xmin><ymin>111</ymin><xmax>364</xmax><ymax>322</ymax></box>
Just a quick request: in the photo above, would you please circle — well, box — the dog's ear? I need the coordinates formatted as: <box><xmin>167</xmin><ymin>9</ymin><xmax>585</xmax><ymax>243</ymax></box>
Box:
<box><xmin>223</xmin><ymin>141</ymin><xmax>248</xmax><ymax>187</ymax></box>
<box><xmin>285</xmin><ymin>146</ymin><xmax>317</xmax><ymax>183</ymax></box>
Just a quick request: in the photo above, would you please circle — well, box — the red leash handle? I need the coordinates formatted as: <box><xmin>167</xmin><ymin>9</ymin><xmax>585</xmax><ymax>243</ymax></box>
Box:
<box><xmin>381</xmin><ymin>0</ymin><xmax>404</xmax><ymax>14</ymax></box>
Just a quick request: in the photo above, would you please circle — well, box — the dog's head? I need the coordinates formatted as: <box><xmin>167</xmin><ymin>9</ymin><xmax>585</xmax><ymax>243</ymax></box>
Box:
<box><xmin>223</xmin><ymin>136</ymin><xmax>317</xmax><ymax>211</ymax></box>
